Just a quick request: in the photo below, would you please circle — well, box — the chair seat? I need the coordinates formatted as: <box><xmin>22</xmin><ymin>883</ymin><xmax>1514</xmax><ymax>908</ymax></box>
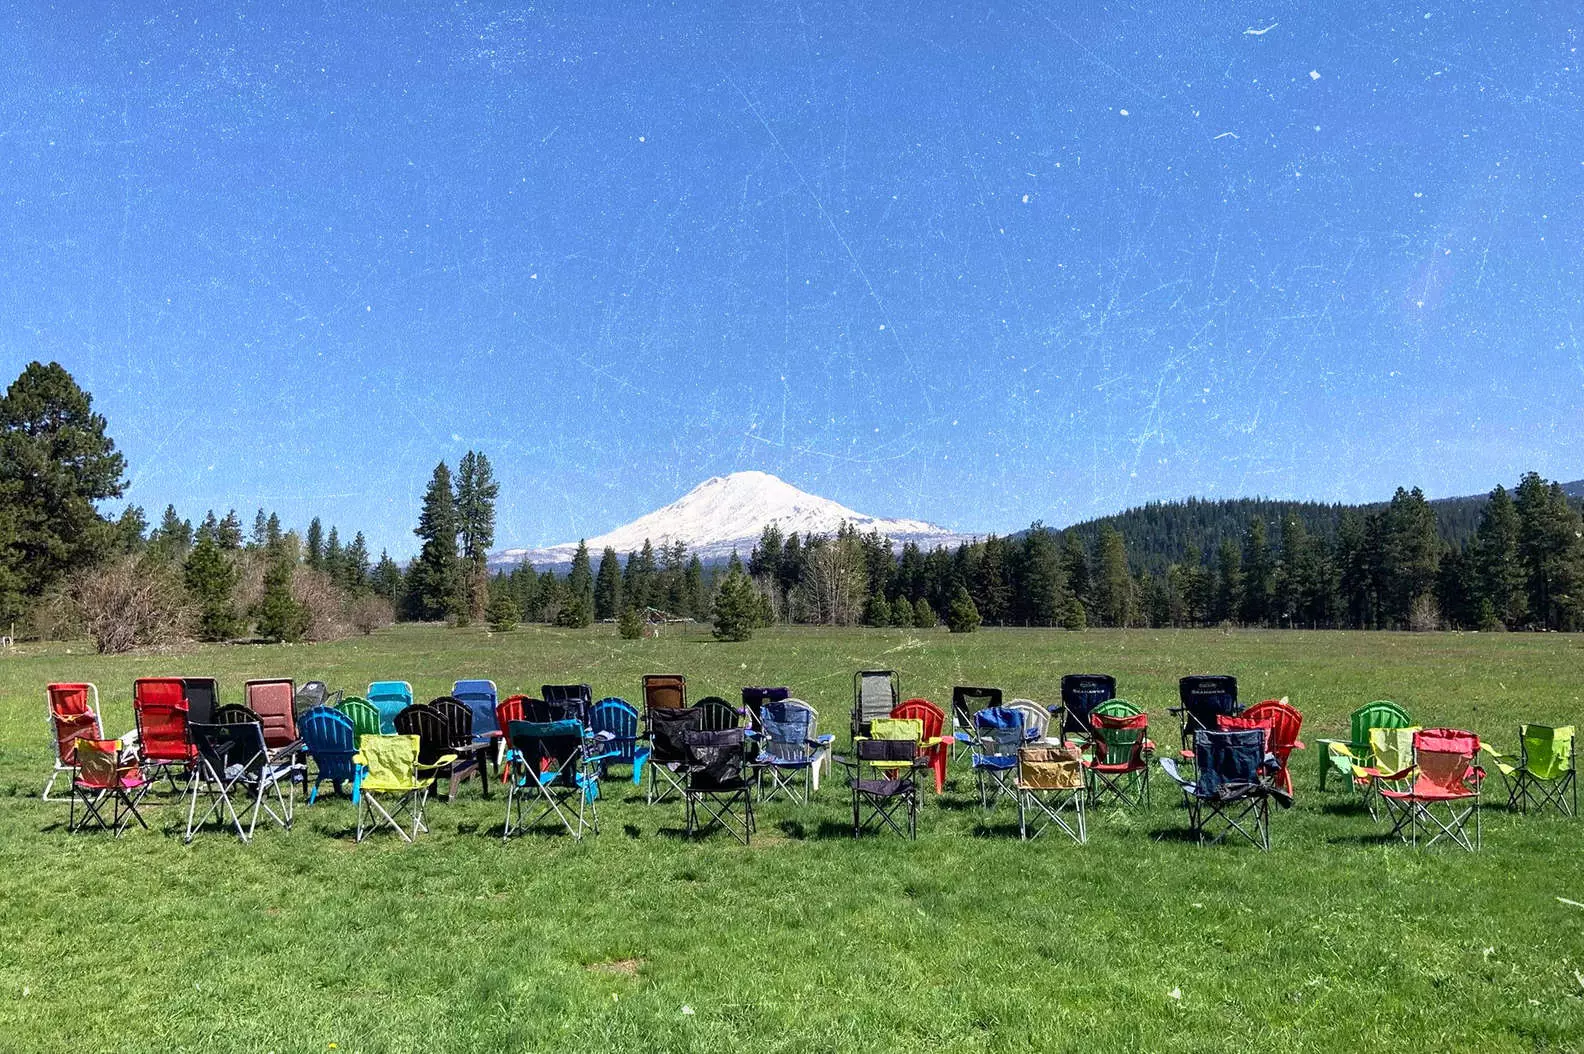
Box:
<box><xmin>1381</xmin><ymin>785</ymin><xmax>1477</xmax><ymax>803</ymax></box>
<box><xmin>853</xmin><ymin>777</ymin><xmax>914</xmax><ymax>797</ymax></box>
<box><xmin>756</xmin><ymin>754</ymin><xmax>815</xmax><ymax>769</ymax></box>
<box><xmin>1087</xmin><ymin>760</ymin><xmax>1146</xmax><ymax>774</ymax></box>
<box><xmin>359</xmin><ymin>775</ymin><xmax>424</xmax><ymax>793</ymax></box>
<box><xmin>972</xmin><ymin>756</ymin><xmax>1018</xmax><ymax>770</ymax></box>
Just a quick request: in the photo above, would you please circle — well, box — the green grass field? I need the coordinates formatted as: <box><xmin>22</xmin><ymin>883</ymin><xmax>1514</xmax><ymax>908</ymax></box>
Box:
<box><xmin>2</xmin><ymin>624</ymin><xmax>1582</xmax><ymax>1053</ymax></box>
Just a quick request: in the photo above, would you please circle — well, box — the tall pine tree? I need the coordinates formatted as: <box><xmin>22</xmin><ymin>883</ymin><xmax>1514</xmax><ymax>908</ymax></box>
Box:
<box><xmin>406</xmin><ymin>462</ymin><xmax>462</xmax><ymax>621</ymax></box>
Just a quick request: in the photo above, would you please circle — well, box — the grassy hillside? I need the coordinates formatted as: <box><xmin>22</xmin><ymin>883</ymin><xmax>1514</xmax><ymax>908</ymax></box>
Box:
<box><xmin>2</xmin><ymin>623</ymin><xmax>1582</xmax><ymax>1053</ymax></box>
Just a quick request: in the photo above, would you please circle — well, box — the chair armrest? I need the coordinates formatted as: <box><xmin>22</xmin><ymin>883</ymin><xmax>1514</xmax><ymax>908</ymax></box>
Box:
<box><xmin>415</xmin><ymin>753</ymin><xmax>460</xmax><ymax>774</ymax></box>
<box><xmin>592</xmin><ymin>730</ymin><xmax>617</xmax><ymax>743</ymax></box>
<box><xmin>952</xmin><ymin>733</ymin><xmax>975</xmax><ymax>745</ymax></box>
<box><xmin>1290</xmin><ymin>739</ymin><xmax>1305</xmax><ymax>750</ymax></box>
<box><xmin>1158</xmin><ymin>757</ymin><xmax>1194</xmax><ymax>790</ymax></box>
<box><xmin>1373</xmin><ymin>765</ymin><xmax>1415</xmax><ymax>782</ymax></box>
<box><xmin>813</xmin><ymin>734</ymin><xmax>836</xmax><ymax>746</ymax></box>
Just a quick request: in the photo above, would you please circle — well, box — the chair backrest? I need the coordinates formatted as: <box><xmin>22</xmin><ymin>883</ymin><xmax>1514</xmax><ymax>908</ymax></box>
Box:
<box><xmin>358</xmin><ymin>734</ymin><xmax>421</xmax><ymax>786</ymax></box>
<box><xmin>337</xmin><ymin>697</ymin><xmax>381</xmax><ymax>742</ymax></box>
<box><xmin>760</xmin><ymin>700</ymin><xmax>818</xmax><ymax>763</ymax></box>
<box><xmin>891</xmin><ymin>699</ymin><xmax>944</xmax><ymax>742</ymax></box>
<box><xmin>741</xmin><ymin>686</ymin><xmax>789</xmax><ymax>728</ymax></box>
<box><xmin>972</xmin><ymin>706</ymin><xmax>1027</xmax><ymax>759</ymax></box>
<box><xmin>642</xmin><ymin>674</ymin><xmax>686</xmax><ymax>711</ymax></box>
<box><xmin>392</xmin><ymin>703</ymin><xmax>451</xmax><ymax>765</ymax></box>
<box><xmin>1007</xmin><ymin>699</ymin><xmax>1050</xmax><ymax>740</ymax></box>
<box><xmin>1090</xmin><ymin>711</ymin><xmax>1149</xmax><ymax>767</ymax></box>
<box><xmin>1059</xmin><ymin>674</ymin><xmax>1117</xmax><ymax>738</ymax></box>
<box><xmin>1521</xmin><ymin>724</ymin><xmax>1575</xmax><ymax>781</ymax></box>
<box><xmin>869</xmin><ymin>717</ymin><xmax>924</xmax><ymax>744</ymax></box>
<box><xmin>497</xmin><ymin>695</ymin><xmax>531</xmax><ymax>732</ymax></box>
<box><xmin>951</xmin><ymin>686</ymin><xmax>1004</xmax><ymax>731</ymax></box>
<box><xmin>368</xmin><ymin>681</ymin><xmax>415</xmax><ymax>733</ymax></box>
<box><xmin>1241</xmin><ymin>699</ymin><xmax>1303</xmax><ymax>758</ymax></box>
<box><xmin>1349</xmin><ymin>701</ymin><xmax>1411</xmax><ymax>746</ymax></box>
<box><xmin>428</xmin><ymin>697</ymin><xmax>475</xmax><ymax>749</ymax></box>
<box><xmin>683</xmin><ymin>728</ymin><xmax>749</xmax><ymax>786</ymax></box>
<box><xmin>693</xmin><ymin>696</ymin><xmax>742</xmax><ymax>731</ymax></box>
<box><xmin>452</xmin><ymin>680</ymin><xmax>500</xmax><ymax>740</ymax></box>
<box><xmin>1368</xmin><ymin>725</ymin><xmax>1421</xmax><ymax>779</ymax></box>
<box><xmin>1178</xmin><ymin>675</ymin><xmax>1241</xmax><ymax>736</ymax></box>
<box><xmin>1093</xmin><ymin>699</ymin><xmax>1142</xmax><ymax>720</ymax></box>
<box><xmin>590</xmin><ymin>698</ymin><xmax>641</xmax><ymax>763</ymax></box>
<box><xmin>856</xmin><ymin>735</ymin><xmax>919</xmax><ymax>765</ymax></box>
<box><xmin>299</xmin><ymin>706</ymin><xmax>358</xmax><ymax>781</ymax></box>
<box><xmin>75</xmin><ymin>738</ymin><xmax>137</xmax><ymax>790</ymax></box>
<box><xmin>1018</xmin><ymin>746</ymin><xmax>1084</xmax><ymax>790</ymax></box>
<box><xmin>181</xmin><ymin>678</ymin><xmax>220</xmax><ymax>726</ymax></box>
<box><xmin>648</xmin><ymin>706</ymin><xmax>703</xmax><ymax>765</ymax></box>
<box><xmin>293</xmin><ymin>681</ymin><xmax>336</xmax><ymax>716</ymax></box>
<box><xmin>1191</xmin><ymin>729</ymin><xmax>1266</xmax><ymax>797</ymax></box>
<box><xmin>213</xmin><ymin>703</ymin><xmax>262</xmax><ymax>727</ymax></box>
<box><xmin>190</xmin><ymin>720</ymin><xmax>271</xmax><ymax>779</ymax></box>
<box><xmin>47</xmin><ymin>683</ymin><xmax>102</xmax><ymax>766</ymax></box>
<box><xmin>133</xmin><ymin>678</ymin><xmax>194</xmax><ymax>763</ymax></box>
<box><xmin>1412</xmin><ymin>728</ymin><xmax>1480</xmax><ymax>796</ymax></box>
<box><xmin>244</xmin><ymin>679</ymin><xmax>298</xmax><ymax>748</ymax></box>
<box><xmin>507</xmin><ymin>719</ymin><xmax>584</xmax><ymax>782</ymax></box>
<box><xmin>541</xmin><ymin>685</ymin><xmax>593</xmax><ymax>725</ymax></box>
<box><xmin>855</xmin><ymin>670</ymin><xmax>900</xmax><ymax>727</ymax></box>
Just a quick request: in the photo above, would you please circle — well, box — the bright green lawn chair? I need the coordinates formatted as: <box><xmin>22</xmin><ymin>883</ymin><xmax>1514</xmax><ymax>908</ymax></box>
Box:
<box><xmin>337</xmin><ymin>697</ymin><xmax>381</xmax><ymax>743</ymax></box>
<box><xmin>1482</xmin><ymin>725</ymin><xmax>1576</xmax><ymax>815</ymax></box>
<box><xmin>1316</xmin><ymin>700</ymin><xmax>1411</xmax><ymax>791</ymax></box>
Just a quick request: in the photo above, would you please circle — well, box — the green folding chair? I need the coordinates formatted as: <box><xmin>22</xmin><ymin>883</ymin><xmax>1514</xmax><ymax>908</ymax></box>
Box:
<box><xmin>1316</xmin><ymin>700</ymin><xmax>1411</xmax><ymax>791</ymax></box>
<box><xmin>1482</xmin><ymin>725</ymin><xmax>1576</xmax><ymax>816</ymax></box>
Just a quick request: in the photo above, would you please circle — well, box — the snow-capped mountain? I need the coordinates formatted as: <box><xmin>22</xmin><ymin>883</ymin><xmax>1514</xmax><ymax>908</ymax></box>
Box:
<box><xmin>492</xmin><ymin>471</ymin><xmax>978</xmax><ymax>569</ymax></box>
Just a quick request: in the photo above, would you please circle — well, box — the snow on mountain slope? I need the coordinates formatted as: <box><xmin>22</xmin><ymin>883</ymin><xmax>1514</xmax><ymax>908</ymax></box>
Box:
<box><xmin>492</xmin><ymin>471</ymin><xmax>977</xmax><ymax>568</ymax></box>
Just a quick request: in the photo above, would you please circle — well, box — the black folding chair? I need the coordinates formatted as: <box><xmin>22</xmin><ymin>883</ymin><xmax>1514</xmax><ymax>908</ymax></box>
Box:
<box><xmin>836</xmin><ymin>736</ymin><xmax>925</xmax><ymax>838</ymax></box>
<box><xmin>682</xmin><ymin>728</ymin><xmax>756</xmax><ymax>845</ymax></box>
<box><xmin>181</xmin><ymin>677</ymin><xmax>220</xmax><ymax>727</ymax></box>
<box><xmin>1052</xmin><ymin>674</ymin><xmax>1117</xmax><ymax>746</ymax></box>
<box><xmin>1159</xmin><ymin>730</ymin><xmax>1289</xmax><ymax>850</ymax></box>
<box><xmin>394</xmin><ymin>702</ymin><xmax>484</xmax><ymax>802</ymax></box>
<box><xmin>741</xmin><ymin>686</ymin><xmax>790</xmax><ymax>732</ymax></box>
<box><xmin>951</xmin><ymin>686</ymin><xmax>1003</xmax><ymax>760</ymax></box>
<box><xmin>1170</xmin><ymin>675</ymin><xmax>1241</xmax><ymax>766</ymax></box>
<box><xmin>502</xmin><ymin>719</ymin><xmax>613</xmax><ymax>840</ymax></box>
<box><xmin>541</xmin><ymin>684</ymin><xmax>594</xmax><ymax>726</ymax></box>
<box><xmin>646</xmin><ymin>706</ymin><xmax>702</xmax><ymax>805</ymax></box>
<box><xmin>183</xmin><ymin>721</ymin><xmax>301</xmax><ymax>843</ymax></box>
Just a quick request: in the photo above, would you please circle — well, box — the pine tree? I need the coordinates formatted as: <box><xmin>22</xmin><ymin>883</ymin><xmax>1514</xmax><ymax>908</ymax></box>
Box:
<box><xmin>560</xmin><ymin>541</ymin><xmax>595</xmax><ymax>627</ymax></box>
<box><xmin>323</xmin><ymin>525</ymin><xmax>343</xmax><ymax>583</ymax></box>
<box><xmin>946</xmin><ymin>585</ymin><xmax>981</xmax><ymax>633</ymax></box>
<box><xmin>682</xmin><ymin>555</ymin><xmax>704</xmax><ymax>620</ymax></box>
<box><xmin>256</xmin><ymin>536</ymin><xmax>309</xmax><ymax>643</ymax></box>
<box><xmin>184</xmin><ymin>530</ymin><xmax>242</xmax><ymax>641</ymax></box>
<box><xmin>487</xmin><ymin>583</ymin><xmax>521</xmax><ymax>632</ymax></box>
<box><xmin>371</xmin><ymin>549</ymin><xmax>404</xmax><ymax>602</ymax></box>
<box><xmin>1241</xmin><ymin>518</ymin><xmax>1274</xmax><ymax>626</ymax></box>
<box><xmin>914</xmin><ymin>596</ymin><xmax>936</xmax><ymax>628</ymax></box>
<box><xmin>618</xmin><ymin>603</ymin><xmax>643</xmax><ymax>639</ymax></box>
<box><xmin>864</xmin><ymin>591</ymin><xmax>893</xmax><ymax>627</ymax></box>
<box><xmin>1092</xmin><ymin>525</ymin><xmax>1135</xmax><ymax>627</ymax></box>
<box><xmin>1513</xmin><ymin>473</ymin><xmax>1584</xmax><ymax>631</ymax></box>
<box><xmin>1473</xmin><ymin>484</ymin><xmax>1525</xmax><ymax>628</ymax></box>
<box><xmin>305</xmin><ymin>518</ymin><xmax>324</xmax><ymax>570</ymax></box>
<box><xmin>972</xmin><ymin>535</ymin><xmax>1012</xmax><ymax>625</ymax></box>
<box><xmin>217</xmin><ymin>510</ymin><xmax>244</xmax><ymax>550</ymax></box>
<box><xmin>1214</xmin><ymin>539</ymin><xmax>1243</xmax><ymax>624</ymax></box>
<box><xmin>406</xmin><ymin>461</ymin><xmax>462</xmax><ymax>621</ymax></box>
<box><xmin>265</xmin><ymin>513</ymin><xmax>282</xmax><ymax>546</ymax></box>
<box><xmin>149</xmin><ymin>505</ymin><xmax>193</xmax><ymax>563</ymax></box>
<box><xmin>1382</xmin><ymin>487</ymin><xmax>1440</xmax><ymax>628</ymax></box>
<box><xmin>455</xmin><ymin>450</ymin><xmax>499</xmax><ymax>620</ymax></box>
<box><xmin>594</xmin><ymin>547</ymin><xmax>623</xmax><ymax>620</ymax></box>
<box><xmin>251</xmin><ymin>509</ymin><xmax>269</xmax><ymax>549</ymax></box>
<box><xmin>196</xmin><ymin>510</ymin><xmax>219</xmax><ymax>546</ymax></box>
<box><xmin>1060</xmin><ymin>532</ymin><xmax>1091</xmax><ymax>612</ymax></box>
<box><xmin>711</xmin><ymin>565</ymin><xmax>757</xmax><ymax>642</ymax></box>
<box><xmin>342</xmin><ymin>532</ymin><xmax>370</xmax><ymax>593</ymax></box>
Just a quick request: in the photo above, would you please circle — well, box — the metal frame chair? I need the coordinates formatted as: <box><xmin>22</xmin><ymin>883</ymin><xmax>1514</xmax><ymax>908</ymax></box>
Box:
<box><xmin>541</xmin><ymin>684</ymin><xmax>594</xmax><ymax>726</ymax></box>
<box><xmin>44</xmin><ymin>683</ymin><xmax>103</xmax><ymax>802</ymax></box>
<box><xmin>183</xmin><ymin>721</ymin><xmax>301</xmax><ymax>843</ymax></box>
<box><xmin>68</xmin><ymin>738</ymin><xmax>149</xmax><ymax>836</ymax></box>
<box><xmin>1377</xmin><ymin>728</ymin><xmax>1484</xmax><ymax>850</ymax></box>
<box><xmin>1482</xmin><ymin>724</ymin><xmax>1576</xmax><ymax>816</ymax></box>
<box><xmin>647</xmin><ymin>706</ymin><xmax>702</xmax><ymax>805</ymax></box>
<box><xmin>133</xmin><ymin>677</ymin><xmax>196</xmax><ymax>793</ymax></box>
<box><xmin>1170</xmin><ymin>675</ymin><xmax>1240</xmax><ymax>766</ymax></box>
<box><xmin>836</xmin><ymin>721</ymin><xmax>926</xmax><ymax>839</ymax></box>
<box><xmin>1160</xmin><ymin>730</ymin><xmax>1289</xmax><ymax>850</ymax></box>
<box><xmin>502</xmin><ymin>719</ymin><xmax>615</xmax><ymax>840</ymax></box>
<box><xmin>292</xmin><ymin>680</ymin><xmax>342</xmax><ymax>717</ymax></box>
<box><xmin>682</xmin><ymin>728</ymin><xmax>756</xmax><ymax>845</ymax></box>
<box><xmin>1016</xmin><ymin>745</ymin><xmax>1087</xmax><ymax>843</ymax></box>
<box><xmin>950</xmin><ymin>686</ymin><xmax>1003</xmax><ymax>759</ymax></box>
<box><xmin>852</xmin><ymin>670</ymin><xmax>900</xmax><ymax>739</ymax></box>
<box><xmin>181</xmin><ymin>677</ymin><xmax>220</xmax><ymax>727</ymax></box>
<box><xmin>753</xmin><ymin>699</ymin><xmax>834</xmax><ymax>805</ymax></box>
<box><xmin>642</xmin><ymin>674</ymin><xmax>687</xmax><ymax>713</ymax></box>
<box><xmin>1052</xmin><ymin>674</ymin><xmax>1117</xmax><ymax>746</ymax></box>
<box><xmin>963</xmin><ymin>706</ymin><xmax>1025</xmax><ymax>809</ymax></box>
<box><xmin>1085</xmin><ymin>704</ymin><xmax>1152</xmax><ymax>808</ymax></box>
<box><xmin>352</xmin><ymin>734</ymin><xmax>454</xmax><ymax>843</ymax></box>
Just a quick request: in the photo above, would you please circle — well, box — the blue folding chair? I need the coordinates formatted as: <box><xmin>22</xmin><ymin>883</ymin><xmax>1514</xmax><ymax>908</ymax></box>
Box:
<box><xmin>1160</xmin><ymin>729</ymin><xmax>1289</xmax><ymax>850</ymax></box>
<box><xmin>299</xmin><ymin>705</ymin><xmax>359</xmax><ymax>803</ymax></box>
<box><xmin>367</xmin><ymin>681</ymin><xmax>414</xmax><ymax>734</ymax></box>
<box><xmin>754</xmin><ymin>699</ymin><xmax>834</xmax><ymax>804</ymax></box>
<box><xmin>961</xmin><ymin>706</ymin><xmax>1027</xmax><ymax>809</ymax></box>
<box><xmin>590</xmin><ymin>697</ymin><xmax>648</xmax><ymax>783</ymax></box>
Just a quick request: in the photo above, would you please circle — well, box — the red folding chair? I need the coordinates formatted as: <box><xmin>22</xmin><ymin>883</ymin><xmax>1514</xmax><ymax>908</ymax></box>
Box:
<box><xmin>243</xmin><ymin>679</ymin><xmax>300</xmax><ymax>751</ymax></box>
<box><xmin>70</xmin><ymin>738</ymin><xmax>150</xmax><ymax>835</ymax></box>
<box><xmin>133</xmin><ymin>677</ymin><xmax>195</xmax><ymax>793</ymax></box>
<box><xmin>891</xmin><ymin>698</ymin><xmax>950</xmax><ymax>793</ymax></box>
<box><xmin>44</xmin><ymin>683</ymin><xmax>103</xmax><ymax>802</ymax></box>
<box><xmin>1377</xmin><ymin>728</ymin><xmax>1484</xmax><ymax>850</ymax></box>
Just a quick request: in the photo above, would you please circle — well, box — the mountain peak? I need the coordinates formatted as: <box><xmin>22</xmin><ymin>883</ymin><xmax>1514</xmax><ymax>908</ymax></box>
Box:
<box><xmin>492</xmin><ymin>472</ymin><xmax>978</xmax><ymax>568</ymax></box>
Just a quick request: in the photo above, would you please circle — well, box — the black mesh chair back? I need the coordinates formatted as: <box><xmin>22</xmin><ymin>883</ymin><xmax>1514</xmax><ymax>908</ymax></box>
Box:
<box><xmin>182</xmin><ymin>678</ymin><xmax>220</xmax><ymax>727</ymax></box>
<box><xmin>1058</xmin><ymin>674</ymin><xmax>1117</xmax><ymax>740</ymax></box>
<box><xmin>1177</xmin><ymin>675</ymin><xmax>1241</xmax><ymax>746</ymax></box>
<box><xmin>648</xmin><ymin>706</ymin><xmax>702</xmax><ymax>766</ymax></box>
<box><xmin>951</xmin><ymin>686</ymin><xmax>1003</xmax><ymax>733</ymax></box>
<box><xmin>741</xmin><ymin>686</ymin><xmax>790</xmax><ymax>728</ymax></box>
<box><xmin>541</xmin><ymin>684</ymin><xmax>593</xmax><ymax>725</ymax></box>
<box><xmin>683</xmin><ymin>728</ymin><xmax>749</xmax><ymax>790</ymax></box>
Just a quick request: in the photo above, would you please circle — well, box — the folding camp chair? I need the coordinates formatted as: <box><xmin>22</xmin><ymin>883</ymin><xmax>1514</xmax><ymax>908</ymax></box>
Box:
<box><xmin>1333</xmin><ymin>725</ymin><xmax>1422</xmax><ymax>820</ymax></box>
<box><xmin>1007</xmin><ymin>699</ymin><xmax>1052</xmax><ymax>743</ymax></box>
<box><xmin>1016</xmin><ymin>745</ymin><xmax>1087</xmax><ymax>843</ymax></box>
<box><xmin>1236</xmin><ymin>699</ymin><xmax>1305</xmax><ymax>795</ymax></box>
<box><xmin>646</xmin><ymin>706</ymin><xmax>702</xmax><ymax>805</ymax></box>
<box><xmin>502</xmin><ymin>719</ymin><xmax>615</xmax><ymax>840</ymax></box>
<box><xmin>682</xmin><ymin>728</ymin><xmax>756</xmax><ymax>845</ymax></box>
<box><xmin>1052</xmin><ymin>674</ymin><xmax>1117</xmax><ymax>746</ymax></box>
<box><xmin>1482</xmin><ymin>725</ymin><xmax>1576</xmax><ymax>816</ymax></box>
<box><xmin>541</xmin><ymin>684</ymin><xmax>594</xmax><ymax>726</ymax></box>
<box><xmin>1317</xmin><ymin>700</ymin><xmax>1411</xmax><ymax>791</ymax></box>
<box><xmin>754</xmin><ymin>699</ymin><xmax>834</xmax><ymax>804</ymax></box>
<box><xmin>182</xmin><ymin>677</ymin><xmax>220</xmax><ymax>727</ymax></box>
<box><xmin>452</xmin><ymin>679</ymin><xmax>503</xmax><ymax>768</ymax></box>
<box><xmin>742</xmin><ymin>686</ymin><xmax>790</xmax><ymax>731</ymax></box>
<box><xmin>1159</xmin><ymin>730</ymin><xmax>1289</xmax><ymax>849</ymax></box>
<box><xmin>44</xmin><ymin>683</ymin><xmax>103</xmax><ymax>802</ymax></box>
<box><xmin>591</xmin><ymin>698</ymin><xmax>649</xmax><ymax>783</ymax></box>
<box><xmin>892</xmin><ymin>697</ymin><xmax>950</xmax><ymax>793</ymax></box>
<box><xmin>367</xmin><ymin>681</ymin><xmax>414</xmax><ymax>733</ymax></box>
<box><xmin>337</xmin><ymin>697</ymin><xmax>381</xmax><ymax>742</ymax></box>
<box><xmin>961</xmin><ymin>706</ymin><xmax>1026</xmax><ymax>809</ymax></box>
<box><xmin>642</xmin><ymin>674</ymin><xmax>687</xmax><ymax>712</ymax></box>
<box><xmin>394</xmin><ymin>701</ymin><xmax>486</xmax><ymax>802</ymax></box>
<box><xmin>694</xmin><ymin>696</ymin><xmax>745</xmax><ymax>731</ymax></box>
<box><xmin>1085</xmin><ymin>707</ymin><xmax>1152</xmax><ymax>808</ymax></box>
<box><xmin>183</xmin><ymin>721</ymin><xmax>301</xmax><ymax>843</ymax></box>
<box><xmin>951</xmin><ymin>686</ymin><xmax>1003</xmax><ymax>759</ymax></box>
<box><xmin>352</xmin><ymin>735</ymin><xmax>455</xmax><ymax>843</ymax></box>
<box><xmin>68</xmin><ymin>738</ymin><xmax>149</xmax><ymax>836</ymax></box>
<box><xmin>293</xmin><ymin>680</ymin><xmax>342</xmax><ymax>717</ymax></box>
<box><xmin>244</xmin><ymin>679</ymin><xmax>301</xmax><ymax>752</ymax></box>
<box><xmin>133</xmin><ymin>677</ymin><xmax>196</xmax><ymax>793</ymax></box>
<box><xmin>1171</xmin><ymin>675</ymin><xmax>1240</xmax><ymax>765</ymax></box>
<box><xmin>299</xmin><ymin>705</ymin><xmax>359</xmax><ymax>802</ymax></box>
<box><xmin>836</xmin><ymin>719</ymin><xmax>926</xmax><ymax>838</ymax></box>
<box><xmin>1376</xmin><ymin>728</ymin><xmax>1485</xmax><ymax>850</ymax></box>
<box><xmin>853</xmin><ymin>670</ymin><xmax>901</xmax><ymax>739</ymax></box>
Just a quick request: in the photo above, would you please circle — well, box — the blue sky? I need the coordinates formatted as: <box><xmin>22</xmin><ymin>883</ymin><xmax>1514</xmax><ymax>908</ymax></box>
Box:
<box><xmin>3</xmin><ymin>2</ymin><xmax>1580</xmax><ymax>558</ymax></box>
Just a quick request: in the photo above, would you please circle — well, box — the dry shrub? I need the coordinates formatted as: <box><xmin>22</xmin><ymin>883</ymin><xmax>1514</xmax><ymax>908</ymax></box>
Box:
<box><xmin>349</xmin><ymin>594</ymin><xmax>394</xmax><ymax>635</ymax></box>
<box><xmin>67</xmin><ymin>555</ymin><xmax>194</xmax><ymax>654</ymax></box>
<box><xmin>1408</xmin><ymin>594</ymin><xmax>1443</xmax><ymax>632</ymax></box>
<box><xmin>25</xmin><ymin>587</ymin><xmax>80</xmax><ymax>642</ymax></box>
<box><xmin>292</xmin><ymin>566</ymin><xmax>351</xmax><ymax>642</ymax></box>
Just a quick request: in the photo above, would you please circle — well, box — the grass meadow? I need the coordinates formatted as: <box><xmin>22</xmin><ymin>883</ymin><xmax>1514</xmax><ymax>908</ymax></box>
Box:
<box><xmin>2</xmin><ymin>623</ymin><xmax>1582</xmax><ymax>1053</ymax></box>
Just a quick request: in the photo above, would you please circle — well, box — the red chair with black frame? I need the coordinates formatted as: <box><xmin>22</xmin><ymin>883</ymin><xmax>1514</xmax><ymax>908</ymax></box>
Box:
<box><xmin>133</xmin><ymin>677</ymin><xmax>196</xmax><ymax>793</ymax></box>
<box><xmin>70</xmin><ymin>738</ymin><xmax>150</xmax><ymax>836</ymax></box>
<box><xmin>44</xmin><ymin>683</ymin><xmax>104</xmax><ymax>802</ymax></box>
